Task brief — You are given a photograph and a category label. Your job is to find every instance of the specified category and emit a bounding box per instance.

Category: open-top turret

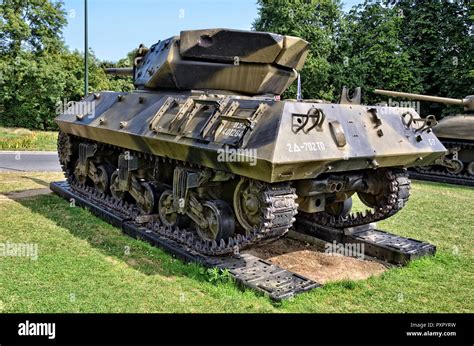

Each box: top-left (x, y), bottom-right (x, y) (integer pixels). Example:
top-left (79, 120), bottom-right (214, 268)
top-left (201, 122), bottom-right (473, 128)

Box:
top-left (107, 29), bottom-right (309, 95)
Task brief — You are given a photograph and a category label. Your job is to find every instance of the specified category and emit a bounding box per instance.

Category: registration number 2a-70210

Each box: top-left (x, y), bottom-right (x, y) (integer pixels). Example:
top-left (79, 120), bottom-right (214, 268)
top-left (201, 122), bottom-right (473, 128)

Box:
top-left (286, 142), bottom-right (326, 153)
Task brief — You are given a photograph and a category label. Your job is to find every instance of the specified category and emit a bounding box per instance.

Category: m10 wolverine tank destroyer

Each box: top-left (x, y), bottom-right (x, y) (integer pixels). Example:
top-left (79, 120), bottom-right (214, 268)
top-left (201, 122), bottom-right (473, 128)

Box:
top-left (55, 29), bottom-right (446, 255)
top-left (374, 89), bottom-right (474, 186)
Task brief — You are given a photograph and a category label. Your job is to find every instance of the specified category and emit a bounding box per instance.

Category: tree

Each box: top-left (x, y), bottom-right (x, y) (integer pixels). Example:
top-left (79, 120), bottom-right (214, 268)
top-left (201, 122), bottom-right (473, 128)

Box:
top-left (333, 1), bottom-right (421, 104)
top-left (0, 0), bottom-right (66, 57)
top-left (251, 0), bottom-right (472, 116)
top-left (253, 0), bottom-right (344, 100)
top-left (0, 0), bottom-right (133, 130)
top-left (0, 0), bottom-right (69, 129)
top-left (392, 0), bottom-right (473, 116)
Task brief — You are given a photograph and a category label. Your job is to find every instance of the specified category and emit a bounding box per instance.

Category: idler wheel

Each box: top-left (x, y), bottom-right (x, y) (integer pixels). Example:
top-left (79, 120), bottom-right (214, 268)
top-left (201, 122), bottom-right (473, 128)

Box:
top-left (158, 190), bottom-right (188, 228)
top-left (467, 162), bottom-right (474, 175)
top-left (57, 131), bottom-right (73, 167)
top-left (110, 171), bottom-right (126, 200)
top-left (446, 159), bottom-right (464, 175)
top-left (357, 192), bottom-right (380, 209)
top-left (233, 178), bottom-right (264, 232)
top-left (196, 200), bottom-right (235, 242)
top-left (325, 197), bottom-right (353, 217)
top-left (94, 164), bottom-right (113, 194)
top-left (137, 182), bottom-right (157, 215)
top-left (357, 170), bottom-right (391, 209)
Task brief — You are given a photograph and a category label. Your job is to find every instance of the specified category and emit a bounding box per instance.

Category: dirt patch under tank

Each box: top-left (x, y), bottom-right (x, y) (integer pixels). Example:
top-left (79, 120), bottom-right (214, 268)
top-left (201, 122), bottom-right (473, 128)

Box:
top-left (243, 237), bottom-right (387, 284)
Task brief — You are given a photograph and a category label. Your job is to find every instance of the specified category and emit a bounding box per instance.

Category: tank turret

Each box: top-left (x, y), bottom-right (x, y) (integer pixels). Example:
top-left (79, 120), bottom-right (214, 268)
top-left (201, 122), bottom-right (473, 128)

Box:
top-left (129, 29), bottom-right (309, 95)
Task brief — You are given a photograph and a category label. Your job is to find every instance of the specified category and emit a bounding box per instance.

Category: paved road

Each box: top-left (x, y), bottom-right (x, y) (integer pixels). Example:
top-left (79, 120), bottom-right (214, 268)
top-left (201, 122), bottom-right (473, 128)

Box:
top-left (0, 151), bottom-right (61, 172)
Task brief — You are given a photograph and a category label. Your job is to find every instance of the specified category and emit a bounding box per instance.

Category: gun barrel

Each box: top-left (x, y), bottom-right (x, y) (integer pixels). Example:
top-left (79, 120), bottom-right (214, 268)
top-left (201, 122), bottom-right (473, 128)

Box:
top-left (104, 67), bottom-right (134, 76)
top-left (374, 89), bottom-right (464, 106)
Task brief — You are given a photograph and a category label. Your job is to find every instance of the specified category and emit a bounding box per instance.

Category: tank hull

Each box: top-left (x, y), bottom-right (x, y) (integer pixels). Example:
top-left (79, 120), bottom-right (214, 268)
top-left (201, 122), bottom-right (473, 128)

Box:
top-left (53, 29), bottom-right (449, 253)
top-left (56, 91), bottom-right (445, 184)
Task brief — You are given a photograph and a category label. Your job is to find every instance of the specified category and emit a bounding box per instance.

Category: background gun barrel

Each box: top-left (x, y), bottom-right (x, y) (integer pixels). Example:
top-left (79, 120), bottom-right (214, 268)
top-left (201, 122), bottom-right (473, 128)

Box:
top-left (374, 89), bottom-right (464, 106)
top-left (104, 67), bottom-right (134, 76)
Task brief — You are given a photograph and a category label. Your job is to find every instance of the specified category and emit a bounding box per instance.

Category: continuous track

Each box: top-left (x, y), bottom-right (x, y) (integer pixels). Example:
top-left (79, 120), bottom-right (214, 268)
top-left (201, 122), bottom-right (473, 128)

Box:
top-left (55, 132), bottom-right (436, 302)
top-left (297, 169), bottom-right (411, 228)
top-left (51, 181), bottom-right (436, 300)
top-left (58, 132), bottom-right (421, 259)
top-left (410, 140), bottom-right (474, 187)
top-left (51, 181), bottom-right (319, 301)
top-left (58, 132), bottom-right (298, 256)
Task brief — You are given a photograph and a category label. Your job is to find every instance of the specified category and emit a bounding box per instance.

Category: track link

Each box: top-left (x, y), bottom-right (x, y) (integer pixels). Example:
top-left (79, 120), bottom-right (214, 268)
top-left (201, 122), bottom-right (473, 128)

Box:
top-left (59, 132), bottom-right (298, 256)
top-left (297, 169), bottom-right (411, 229)
top-left (411, 140), bottom-right (474, 186)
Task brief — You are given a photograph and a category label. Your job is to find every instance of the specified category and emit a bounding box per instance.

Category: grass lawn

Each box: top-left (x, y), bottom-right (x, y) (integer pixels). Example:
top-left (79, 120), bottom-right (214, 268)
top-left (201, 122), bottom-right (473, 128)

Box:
top-left (0, 172), bottom-right (472, 313)
top-left (0, 126), bottom-right (57, 151)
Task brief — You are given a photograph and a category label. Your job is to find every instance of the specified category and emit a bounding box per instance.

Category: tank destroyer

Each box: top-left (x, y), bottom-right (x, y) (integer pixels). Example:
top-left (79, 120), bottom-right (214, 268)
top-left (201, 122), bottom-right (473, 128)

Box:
top-left (55, 29), bottom-right (446, 256)
top-left (374, 89), bottom-right (474, 186)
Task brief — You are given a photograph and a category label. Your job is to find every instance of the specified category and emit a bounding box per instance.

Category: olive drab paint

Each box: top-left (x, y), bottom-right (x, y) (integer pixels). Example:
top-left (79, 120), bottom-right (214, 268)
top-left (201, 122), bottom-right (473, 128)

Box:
top-left (55, 29), bottom-right (448, 248)
top-left (56, 29), bottom-right (445, 184)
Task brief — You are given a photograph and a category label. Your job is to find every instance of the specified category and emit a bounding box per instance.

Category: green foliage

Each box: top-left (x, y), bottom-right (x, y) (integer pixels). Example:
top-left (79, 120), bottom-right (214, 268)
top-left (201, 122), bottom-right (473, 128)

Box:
top-left (0, 0), bottom-right (134, 130)
top-left (393, 0), bottom-right (473, 116)
top-left (334, 1), bottom-right (422, 104)
top-left (0, 126), bottom-right (57, 150)
top-left (253, 0), bottom-right (472, 114)
top-left (99, 49), bottom-right (137, 93)
top-left (0, 0), bottom-right (69, 129)
top-left (206, 268), bottom-right (234, 285)
top-left (0, 48), bottom-right (125, 130)
top-left (253, 0), bottom-right (343, 101)
top-left (1, 0), bottom-right (471, 130)
top-left (0, 0), bottom-right (67, 56)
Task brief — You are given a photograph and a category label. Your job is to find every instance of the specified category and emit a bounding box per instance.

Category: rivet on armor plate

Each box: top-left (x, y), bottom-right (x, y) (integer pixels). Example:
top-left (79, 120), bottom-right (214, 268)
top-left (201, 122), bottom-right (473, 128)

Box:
top-left (369, 159), bottom-right (379, 168)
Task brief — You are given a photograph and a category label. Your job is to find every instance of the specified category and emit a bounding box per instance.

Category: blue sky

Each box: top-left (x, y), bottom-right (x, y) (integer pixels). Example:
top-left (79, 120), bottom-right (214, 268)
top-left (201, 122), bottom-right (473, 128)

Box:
top-left (61, 0), bottom-right (363, 62)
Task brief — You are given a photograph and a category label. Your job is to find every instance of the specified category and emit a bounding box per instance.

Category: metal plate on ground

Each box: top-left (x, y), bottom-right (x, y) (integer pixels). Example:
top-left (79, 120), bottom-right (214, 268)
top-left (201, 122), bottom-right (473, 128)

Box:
top-left (294, 218), bottom-right (436, 265)
top-left (50, 181), bottom-right (320, 301)
top-left (347, 229), bottom-right (436, 265)
top-left (206, 254), bottom-right (320, 300)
